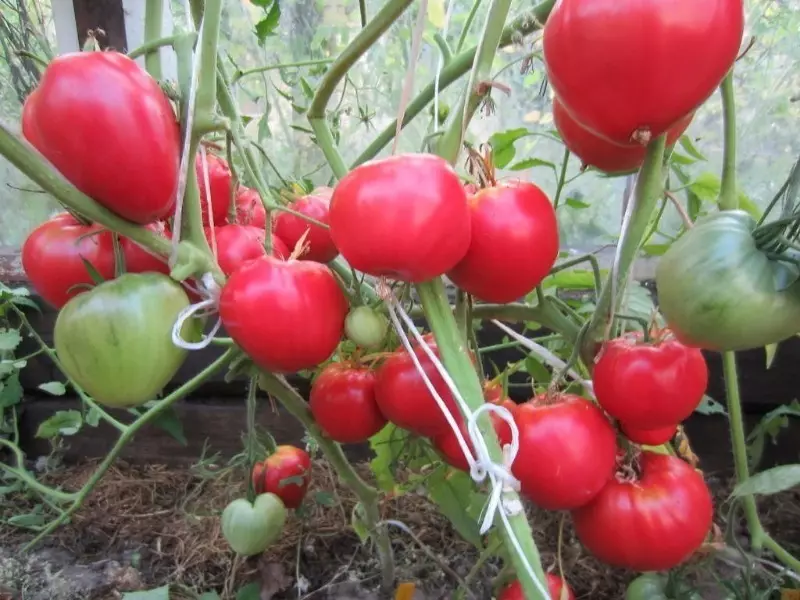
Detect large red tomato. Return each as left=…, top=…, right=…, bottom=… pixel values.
left=432, top=412, right=512, bottom=472
left=553, top=98, right=695, bottom=174
left=572, top=452, right=713, bottom=571
left=543, top=0, right=744, bottom=145
left=512, top=394, right=617, bottom=510
left=621, top=422, right=677, bottom=446
left=21, top=52, right=180, bottom=224
left=196, top=152, right=232, bottom=226
left=309, top=362, right=387, bottom=443
left=233, top=186, right=267, bottom=228
left=207, top=224, right=288, bottom=277
left=274, top=194, right=338, bottom=263
left=219, top=255, right=348, bottom=373
left=447, top=181, right=559, bottom=303
left=252, top=445, right=312, bottom=509
left=329, top=153, right=471, bottom=282
left=374, top=334, right=462, bottom=437
left=593, top=332, right=708, bottom=430
left=498, top=574, right=576, bottom=600
left=121, top=221, right=171, bottom=275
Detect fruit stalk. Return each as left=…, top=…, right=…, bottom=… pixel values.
left=144, top=0, right=164, bottom=79
left=257, top=372, right=395, bottom=588
left=718, top=72, right=738, bottom=212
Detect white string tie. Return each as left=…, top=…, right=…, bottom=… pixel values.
left=172, top=272, right=222, bottom=350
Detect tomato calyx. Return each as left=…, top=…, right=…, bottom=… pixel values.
left=464, top=143, right=497, bottom=189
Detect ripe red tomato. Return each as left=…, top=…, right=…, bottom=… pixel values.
left=512, top=394, right=617, bottom=510
left=252, top=445, right=312, bottom=509
left=432, top=412, right=512, bottom=472
left=196, top=152, right=232, bottom=226
left=543, top=0, right=744, bottom=145
left=593, top=332, right=708, bottom=430
left=274, top=194, right=338, bottom=263
left=207, top=224, right=288, bottom=276
left=447, top=181, right=559, bottom=303
left=483, top=380, right=518, bottom=417
left=621, top=422, right=677, bottom=446
left=329, top=153, right=471, bottom=282
left=553, top=98, right=695, bottom=174
left=121, top=221, right=171, bottom=275
left=498, top=574, right=576, bottom=600
left=219, top=255, right=348, bottom=373
left=21, top=52, right=180, bottom=224
left=309, top=362, right=387, bottom=443
left=374, top=334, right=462, bottom=437
left=233, top=186, right=267, bottom=228
left=572, top=452, right=713, bottom=571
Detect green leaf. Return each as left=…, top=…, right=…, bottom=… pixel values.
left=235, top=583, right=261, bottom=600
left=695, top=395, right=727, bottom=416
left=565, top=196, right=590, bottom=210
left=524, top=356, right=551, bottom=386
left=642, top=243, right=671, bottom=256
left=508, top=157, right=557, bottom=180
left=688, top=172, right=761, bottom=219
left=122, top=586, right=171, bottom=600
left=85, top=406, right=102, bottom=427
left=488, top=128, right=529, bottom=169
left=8, top=510, right=46, bottom=529
left=351, top=502, right=370, bottom=543
left=80, top=257, right=106, bottom=285
left=0, top=372, right=23, bottom=408
left=152, top=406, right=187, bottom=446
left=254, top=1, right=281, bottom=44
left=299, top=77, right=315, bottom=99
left=765, top=343, right=779, bottom=369
left=427, top=469, right=484, bottom=547
left=0, top=328, right=21, bottom=351
left=35, top=409, right=83, bottom=438
left=541, top=269, right=604, bottom=291
left=38, top=381, right=66, bottom=396
left=313, top=491, right=336, bottom=506
left=731, top=465, right=800, bottom=497
left=678, top=135, right=707, bottom=161
left=369, top=424, right=408, bottom=491
left=198, top=593, right=222, bottom=600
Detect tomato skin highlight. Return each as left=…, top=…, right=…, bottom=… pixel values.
left=593, top=333, right=708, bottom=430
left=309, top=363, right=388, bottom=444
left=219, top=255, right=348, bottom=373
left=22, top=52, right=180, bottom=224
left=329, top=153, right=471, bottom=282
left=274, top=195, right=338, bottom=263
left=208, top=224, right=288, bottom=277
left=252, top=445, right=312, bottom=509
left=512, top=395, right=618, bottom=510
left=196, top=152, right=233, bottom=226
left=543, top=0, right=744, bottom=145
left=498, top=574, right=576, bottom=600
left=447, top=181, right=559, bottom=304
left=572, top=452, right=713, bottom=572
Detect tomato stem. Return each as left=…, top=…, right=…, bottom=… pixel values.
left=143, top=0, right=164, bottom=79
left=128, top=33, right=192, bottom=61
left=245, top=376, right=259, bottom=503
left=718, top=72, right=738, bottom=211
left=232, top=57, right=337, bottom=84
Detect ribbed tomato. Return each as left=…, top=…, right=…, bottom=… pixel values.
left=498, top=574, right=575, bottom=600
left=572, top=452, right=713, bottom=571
left=207, top=224, right=288, bottom=276
left=274, top=194, right=338, bottom=262
left=196, top=152, right=232, bottom=227
left=252, top=445, right=312, bottom=509
left=233, top=186, right=267, bottom=228
left=543, top=0, right=744, bottom=145
left=329, top=153, right=471, bottom=282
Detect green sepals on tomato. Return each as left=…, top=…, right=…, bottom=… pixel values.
left=572, top=451, right=713, bottom=572
left=498, top=574, right=575, bottom=600
left=329, top=153, right=471, bottom=282
left=656, top=210, right=800, bottom=351
left=447, top=180, right=559, bottom=304
left=54, top=272, right=199, bottom=408
left=344, top=306, right=389, bottom=350
left=543, top=0, right=744, bottom=145
left=196, top=151, right=233, bottom=227
left=274, top=194, right=338, bottom=263
left=206, top=224, right=289, bottom=277
left=221, top=493, right=287, bottom=556
left=252, top=445, right=312, bottom=509
left=22, top=51, right=180, bottom=224
left=219, top=255, right=348, bottom=373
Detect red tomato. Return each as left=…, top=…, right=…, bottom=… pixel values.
left=498, top=574, right=576, bottom=600
left=463, top=182, right=479, bottom=195
left=543, top=0, right=744, bottom=145
left=252, top=445, right=312, bottom=509
left=329, top=153, right=471, bottom=282
left=121, top=222, right=171, bottom=275
left=196, top=152, right=232, bottom=226
left=447, top=182, right=559, bottom=303
left=512, top=395, right=617, bottom=510
left=233, top=186, right=267, bottom=228
left=21, top=52, right=180, bottom=224
left=207, top=224, right=288, bottom=277
left=483, top=380, right=519, bottom=417
left=593, top=332, right=708, bottom=430
left=219, top=255, right=348, bottom=373
left=274, top=194, right=338, bottom=263
left=572, top=452, right=713, bottom=571
left=374, top=334, right=462, bottom=437
left=621, top=422, right=677, bottom=446
left=553, top=97, right=695, bottom=174
left=309, top=362, right=387, bottom=443
left=432, top=412, right=512, bottom=472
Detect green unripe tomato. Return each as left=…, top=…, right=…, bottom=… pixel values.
left=344, top=306, right=388, bottom=350
left=221, top=493, right=287, bottom=556
left=626, top=573, right=669, bottom=600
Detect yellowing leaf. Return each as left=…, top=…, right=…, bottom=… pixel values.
left=427, top=0, right=446, bottom=29
left=395, top=582, right=416, bottom=600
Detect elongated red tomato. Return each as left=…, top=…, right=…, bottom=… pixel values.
left=498, top=574, right=576, bottom=600
left=252, top=445, right=312, bottom=509
left=330, top=153, right=471, bottom=282
left=22, top=52, right=180, bottom=223
left=233, top=186, right=267, bottom=228
left=219, top=255, right=348, bottom=373
left=593, top=332, right=708, bottom=430
left=447, top=181, right=558, bottom=303
left=309, top=363, right=387, bottom=443
left=572, top=452, right=713, bottom=571
left=621, top=422, right=677, bottom=446
left=274, top=194, right=338, bottom=263
left=196, top=152, right=232, bottom=226
left=512, top=395, right=617, bottom=510
left=543, top=0, right=744, bottom=145
left=553, top=98, right=695, bottom=174
left=207, top=224, right=288, bottom=276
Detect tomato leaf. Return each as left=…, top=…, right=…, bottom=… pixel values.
left=235, top=583, right=261, bottom=600
left=688, top=172, right=761, bottom=219
left=253, top=0, right=281, bottom=45
left=351, top=501, right=370, bottom=543
left=0, top=372, right=22, bottom=408
left=35, top=409, right=83, bottom=438
left=0, top=328, right=21, bottom=351
left=746, top=400, right=800, bottom=469
left=122, top=586, right=171, bottom=600
left=369, top=423, right=408, bottom=492
left=38, top=381, right=66, bottom=396
left=79, top=256, right=106, bottom=285
left=426, top=468, right=484, bottom=547
left=488, top=128, right=529, bottom=169
left=731, top=465, right=800, bottom=498
left=313, top=491, right=336, bottom=506
left=695, top=395, right=727, bottom=416
left=150, top=405, right=187, bottom=446
left=508, top=157, right=558, bottom=180
left=565, top=196, right=590, bottom=210
left=678, top=135, right=707, bottom=162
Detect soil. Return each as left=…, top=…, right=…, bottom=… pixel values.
left=0, top=458, right=798, bottom=600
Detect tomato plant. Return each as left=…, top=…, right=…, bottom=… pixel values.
left=572, top=452, right=714, bottom=571
left=498, top=574, right=576, bottom=600
left=22, top=51, right=180, bottom=224
left=274, top=194, right=338, bottom=263
left=252, top=445, right=312, bottom=509
left=309, top=362, right=387, bottom=443
left=329, top=153, right=471, bottom=282
left=196, top=152, right=233, bottom=226
left=221, top=493, right=287, bottom=556
left=208, top=224, right=289, bottom=276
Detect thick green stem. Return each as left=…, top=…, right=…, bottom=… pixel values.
left=144, top=0, right=164, bottom=78
left=307, top=0, right=414, bottom=179
left=258, top=373, right=394, bottom=589
left=718, top=72, right=738, bottom=211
